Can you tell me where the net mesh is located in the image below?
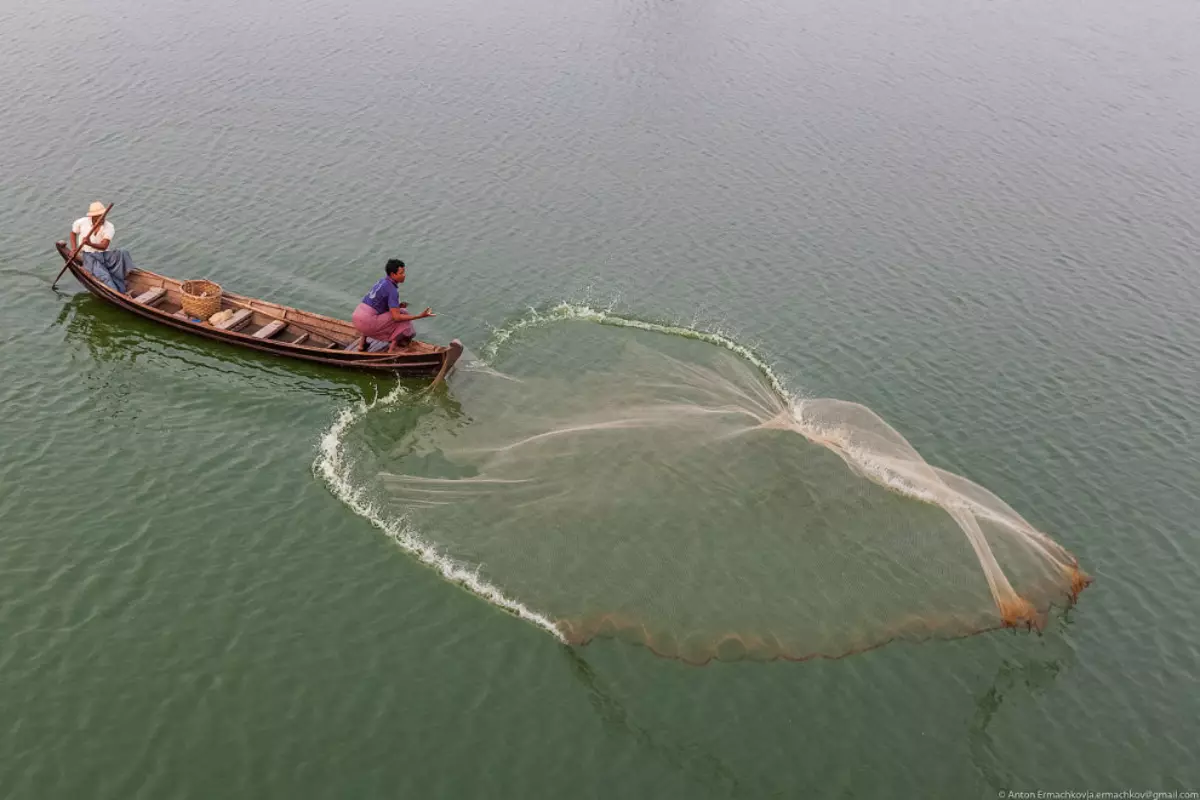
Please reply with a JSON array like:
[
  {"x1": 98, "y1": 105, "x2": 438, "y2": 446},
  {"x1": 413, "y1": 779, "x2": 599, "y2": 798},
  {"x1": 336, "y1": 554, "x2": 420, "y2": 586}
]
[{"x1": 372, "y1": 318, "x2": 1088, "y2": 663}]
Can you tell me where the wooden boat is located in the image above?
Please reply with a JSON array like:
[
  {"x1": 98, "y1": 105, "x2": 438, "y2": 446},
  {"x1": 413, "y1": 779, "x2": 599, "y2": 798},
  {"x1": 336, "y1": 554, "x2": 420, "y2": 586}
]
[{"x1": 56, "y1": 241, "x2": 463, "y2": 376}]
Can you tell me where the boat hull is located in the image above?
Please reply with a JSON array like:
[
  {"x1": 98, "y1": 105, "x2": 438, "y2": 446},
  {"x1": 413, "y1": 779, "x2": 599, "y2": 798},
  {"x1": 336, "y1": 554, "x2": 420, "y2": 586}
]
[{"x1": 57, "y1": 242, "x2": 462, "y2": 376}]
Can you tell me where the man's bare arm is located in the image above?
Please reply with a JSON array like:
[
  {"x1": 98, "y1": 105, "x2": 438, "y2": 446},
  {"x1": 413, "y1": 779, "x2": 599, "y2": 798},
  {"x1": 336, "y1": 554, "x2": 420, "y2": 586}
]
[{"x1": 388, "y1": 307, "x2": 434, "y2": 322}]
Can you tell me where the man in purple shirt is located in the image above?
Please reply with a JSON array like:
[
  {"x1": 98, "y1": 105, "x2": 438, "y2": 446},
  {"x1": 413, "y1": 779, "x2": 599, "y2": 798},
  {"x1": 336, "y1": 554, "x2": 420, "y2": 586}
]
[{"x1": 351, "y1": 259, "x2": 435, "y2": 352}]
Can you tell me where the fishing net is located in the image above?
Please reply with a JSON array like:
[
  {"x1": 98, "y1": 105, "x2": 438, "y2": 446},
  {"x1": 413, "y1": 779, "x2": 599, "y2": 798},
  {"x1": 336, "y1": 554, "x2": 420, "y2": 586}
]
[{"x1": 368, "y1": 316, "x2": 1088, "y2": 663}]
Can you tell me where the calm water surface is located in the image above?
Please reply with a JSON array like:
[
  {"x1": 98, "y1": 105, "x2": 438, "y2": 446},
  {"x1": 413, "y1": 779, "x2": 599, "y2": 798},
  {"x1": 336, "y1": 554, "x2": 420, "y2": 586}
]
[{"x1": 1, "y1": 0, "x2": 1198, "y2": 796}]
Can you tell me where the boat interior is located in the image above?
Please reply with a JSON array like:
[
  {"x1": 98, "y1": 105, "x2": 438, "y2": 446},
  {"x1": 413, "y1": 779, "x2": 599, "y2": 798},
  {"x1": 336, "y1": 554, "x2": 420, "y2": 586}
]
[{"x1": 116, "y1": 268, "x2": 442, "y2": 356}]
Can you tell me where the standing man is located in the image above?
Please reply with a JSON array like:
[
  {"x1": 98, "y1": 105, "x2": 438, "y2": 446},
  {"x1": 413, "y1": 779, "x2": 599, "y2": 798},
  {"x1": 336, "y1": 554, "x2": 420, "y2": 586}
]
[
  {"x1": 351, "y1": 258, "x2": 434, "y2": 353},
  {"x1": 70, "y1": 201, "x2": 137, "y2": 295}
]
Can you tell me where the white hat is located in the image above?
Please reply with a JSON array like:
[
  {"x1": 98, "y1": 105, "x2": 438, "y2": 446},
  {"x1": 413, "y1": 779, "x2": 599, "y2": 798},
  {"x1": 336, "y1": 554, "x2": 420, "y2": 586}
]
[{"x1": 87, "y1": 201, "x2": 107, "y2": 217}]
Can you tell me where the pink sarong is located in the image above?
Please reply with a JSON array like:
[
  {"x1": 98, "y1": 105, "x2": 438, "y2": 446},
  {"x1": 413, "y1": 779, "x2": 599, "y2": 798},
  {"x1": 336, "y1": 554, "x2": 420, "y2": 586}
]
[{"x1": 351, "y1": 303, "x2": 414, "y2": 344}]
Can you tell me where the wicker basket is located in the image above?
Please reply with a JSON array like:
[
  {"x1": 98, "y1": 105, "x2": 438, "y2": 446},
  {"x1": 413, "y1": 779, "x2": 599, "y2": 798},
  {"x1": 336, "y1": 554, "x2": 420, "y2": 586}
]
[{"x1": 180, "y1": 279, "x2": 223, "y2": 320}]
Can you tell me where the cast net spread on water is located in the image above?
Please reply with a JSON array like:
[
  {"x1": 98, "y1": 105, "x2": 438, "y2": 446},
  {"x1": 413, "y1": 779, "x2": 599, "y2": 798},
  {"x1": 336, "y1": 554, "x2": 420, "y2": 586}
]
[{"x1": 322, "y1": 308, "x2": 1089, "y2": 663}]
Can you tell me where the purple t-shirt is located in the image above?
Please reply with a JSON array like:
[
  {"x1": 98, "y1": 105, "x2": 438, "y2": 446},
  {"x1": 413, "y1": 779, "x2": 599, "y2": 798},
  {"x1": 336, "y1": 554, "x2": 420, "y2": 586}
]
[{"x1": 362, "y1": 276, "x2": 400, "y2": 314}]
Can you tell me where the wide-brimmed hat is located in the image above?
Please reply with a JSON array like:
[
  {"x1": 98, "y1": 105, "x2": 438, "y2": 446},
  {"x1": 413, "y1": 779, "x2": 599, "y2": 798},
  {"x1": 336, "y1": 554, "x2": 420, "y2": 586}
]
[{"x1": 87, "y1": 201, "x2": 107, "y2": 217}]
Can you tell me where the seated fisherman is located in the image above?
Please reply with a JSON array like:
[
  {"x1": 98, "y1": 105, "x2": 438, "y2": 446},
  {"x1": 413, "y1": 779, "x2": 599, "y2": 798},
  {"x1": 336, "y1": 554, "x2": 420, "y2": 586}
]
[
  {"x1": 351, "y1": 258, "x2": 435, "y2": 353},
  {"x1": 70, "y1": 201, "x2": 137, "y2": 295}
]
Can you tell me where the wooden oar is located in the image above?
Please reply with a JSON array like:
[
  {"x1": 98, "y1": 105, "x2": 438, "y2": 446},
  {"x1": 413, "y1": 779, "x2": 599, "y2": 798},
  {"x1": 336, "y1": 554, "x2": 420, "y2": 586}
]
[{"x1": 51, "y1": 202, "x2": 114, "y2": 289}]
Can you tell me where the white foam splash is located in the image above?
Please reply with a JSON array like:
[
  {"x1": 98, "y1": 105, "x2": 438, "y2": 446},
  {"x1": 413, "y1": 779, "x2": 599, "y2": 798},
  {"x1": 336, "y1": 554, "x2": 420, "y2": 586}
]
[
  {"x1": 482, "y1": 302, "x2": 795, "y2": 400},
  {"x1": 315, "y1": 301, "x2": 1072, "y2": 646},
  {"x1": 488, "y1": 304, "x2": 1045, "y2": 529},
  {"x1": 312, "y1": 384, "x2": 566, "y2": 641},
  {"x1": 314, "y1": 302, "x2": 801, "y2": 641}
]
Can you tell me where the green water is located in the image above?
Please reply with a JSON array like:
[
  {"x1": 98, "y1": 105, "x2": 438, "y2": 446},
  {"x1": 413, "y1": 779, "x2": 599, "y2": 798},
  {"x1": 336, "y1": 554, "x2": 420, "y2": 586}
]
[{"x1": 3, "y1": 0, "x2": 1199, "y2": 795}]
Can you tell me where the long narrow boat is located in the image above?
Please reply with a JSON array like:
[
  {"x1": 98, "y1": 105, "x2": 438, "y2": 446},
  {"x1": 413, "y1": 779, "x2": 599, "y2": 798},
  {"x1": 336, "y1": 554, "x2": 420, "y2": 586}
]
[{"x1": 56, "y1": 241, "x2": 463, "y2": 376}]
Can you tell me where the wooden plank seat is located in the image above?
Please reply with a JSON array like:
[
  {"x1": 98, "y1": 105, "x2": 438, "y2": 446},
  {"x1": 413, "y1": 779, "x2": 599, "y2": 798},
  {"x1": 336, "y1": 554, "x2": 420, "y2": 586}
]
[
  {"x1": 252, "y1": 320, "x2": 287, "y2": 340},
  {"x1": 134, "y1": 287, "x2": 167, "y2": 307},
  {"x1": 214, "y1": 308, "x2": 253, "y2": 332},
  {"x1": 339, "y1": 337, "x2": 388, "y2": 353},
  {"x1": 340, "y1": 337, "x2": 390, "y2": 353}
]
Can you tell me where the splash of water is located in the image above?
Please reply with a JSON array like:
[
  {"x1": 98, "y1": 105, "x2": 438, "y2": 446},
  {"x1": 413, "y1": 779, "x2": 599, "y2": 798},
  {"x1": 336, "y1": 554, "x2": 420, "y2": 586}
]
[
  {"x1": 312, "y1": 384, "x2": 565, "y2": 641},
  {"x1": 316, "y1": 303, "x2": 1089, "y2": 662},
  {"x1": 480, "y1": 302, "x2": 792, "y2": 398}
]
